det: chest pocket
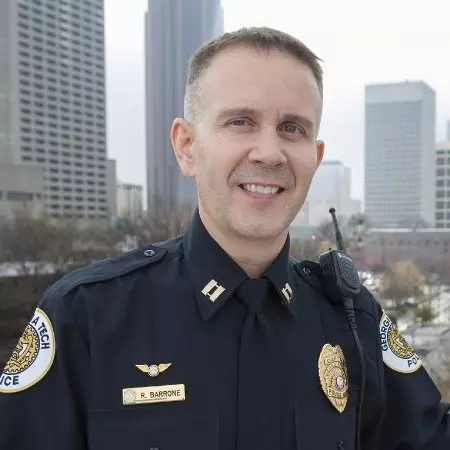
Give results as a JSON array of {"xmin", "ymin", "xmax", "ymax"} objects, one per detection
[
  {"xmin": 295, "ymin": 386, "xmax": 359, "ymax": 450},
  {"xmin": 88, "ymin": 405, "xmax": 219, "ymax": 450}
]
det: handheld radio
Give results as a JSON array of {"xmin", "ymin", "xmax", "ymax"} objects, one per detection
[{"xmin": 319, "ymin": 208, "xmax": 366, "ymax": 450}]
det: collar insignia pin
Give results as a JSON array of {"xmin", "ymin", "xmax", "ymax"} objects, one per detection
[
  {"xmin": 201, "ymin": 279, "xmax": 225, "ymax": 302},
  {"xmin": 281, "ymin": 282, "xmax": 293, "ymax": 303}
]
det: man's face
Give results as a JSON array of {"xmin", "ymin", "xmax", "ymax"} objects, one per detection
[{"xmin": 173, "ymin": 47, "xmax": 324, "ymax": 242}]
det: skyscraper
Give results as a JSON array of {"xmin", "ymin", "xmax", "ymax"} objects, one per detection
[
  {"xmin": 117, "ymin": 182, "xmax": 144, "ymax": 220},
  {"xmin": 0, "ymin": 0, "xmax": 108, "ymax": 224},
  {"xmin": 435, "ymin": 141, "xmax": 450, "ymax": 228},
  {"xmin": 292, "ymin": 160, "xmax": 360, "ymax": 227},
  {"xmin": 365, "ymin": 82, "xmax": 436, "ymax": 228},
  {"xmin": 446, "ymin": 120, "xmax": 450, "ymax": 140},
  {"xmin": 145, "ymin": 0, "xmax": 223, "ymax": 215}
]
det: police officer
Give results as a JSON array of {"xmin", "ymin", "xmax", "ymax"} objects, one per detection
[{"xmin": 0, "ymin": 27, "xmax": 449, "ymax": 450}]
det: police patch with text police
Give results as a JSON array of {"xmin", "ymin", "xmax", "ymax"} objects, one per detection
[{"xmin": 379, "ymin": 312, "xmax": 421, "ymax": 374}]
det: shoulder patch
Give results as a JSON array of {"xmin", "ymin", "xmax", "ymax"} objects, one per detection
[
  {"xmin": 379, "ymin": 312, "xmax": 422, "ymax": 373},
  {"xmin": 0, "ymin": 308, "xmax": 56, "ymax": 393}
]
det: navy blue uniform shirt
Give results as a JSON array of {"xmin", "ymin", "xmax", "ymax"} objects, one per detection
[{"xmin": 1, "ymin": 212, "xmax": 449, "ymax": 449}]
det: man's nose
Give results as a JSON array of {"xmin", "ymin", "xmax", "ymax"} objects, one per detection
[{"xmin": 247, "ymin": 129, "xmax": 287, "ymax": 166}]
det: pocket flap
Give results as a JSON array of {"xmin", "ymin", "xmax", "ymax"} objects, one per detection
[{"xmin": 88, "ymin": 405, "xmax": 219, "ymax": 450}]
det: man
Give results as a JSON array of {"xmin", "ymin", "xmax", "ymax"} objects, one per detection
[{"xmin": 0, "ymin": 27, "xmax": 448, "ymax": 450}]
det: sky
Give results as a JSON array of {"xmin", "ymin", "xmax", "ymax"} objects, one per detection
[{"xmin": 105, "ymin": 0, "xmax": 450, "ymax": 202}]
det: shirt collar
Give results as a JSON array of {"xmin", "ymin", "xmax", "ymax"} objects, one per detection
[
  {"xmin": 263, "ymin": 234, "xmax": 299, "ymax": 321},
  {"xmin": 183, "ymin": 210, "xmax": 298, "ymax": 321}
]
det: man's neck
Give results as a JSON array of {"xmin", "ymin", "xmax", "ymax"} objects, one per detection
[{"xmin": 199, "ymin": 211, "xmax": 288, "ymax": 278}]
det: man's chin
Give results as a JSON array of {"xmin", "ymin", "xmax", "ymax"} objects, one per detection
[{"xmin": 230, "ymin": 218, "xmax": 289, "ymax": 241}]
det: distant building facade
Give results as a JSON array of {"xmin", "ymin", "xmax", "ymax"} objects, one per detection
[
  {"xmin": 365, "ymin": 82, "xmax": 436, "ymax": 228},
  {"xmin": 106, "ymin": 159, "xmax": 117, "ymax": 221},
  {"xmin": 117, "ymin": 183, "xmax": 143, "ymax": 220},
  {"xmin": 436, "ymin": 141, "xmax": 450, "ymax": 229},
  {"xmin": 0, "ymin": 163, "xmax": 44, "ymax": 220},
  {"xmin": 362, "ymin": 229, "xmax": 450, "ymax": 274},
  {"xmin": 0, "ymin": 0, "xmax": 108, "ymax": 224},
  {"xmin": 293, "ymin": 160, "xmax": 361, "ymax": 226},
  {"xmin": 145, "ymin": 0, "xmax": 223, "ymax": 215}
]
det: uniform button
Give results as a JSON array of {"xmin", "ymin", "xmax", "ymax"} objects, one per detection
[
  {"xmin": 144, "ymin": 249, "xmax": 155, "ymax": 257},
  {"xmin": 337, "ymin": 441, "xmax": 345, "ymax": 450}
]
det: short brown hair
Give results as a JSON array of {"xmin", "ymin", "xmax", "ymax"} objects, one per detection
[{"xmin": 184, "ymin": 27, "xmax": 323, "ymax": 122}]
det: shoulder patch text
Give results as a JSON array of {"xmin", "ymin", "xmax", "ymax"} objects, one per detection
[
  {"xmin": 0, "ymin": 308, "xmax": 56, "ymax": 393},
  {"xmin": 380, "ymin": 312, "xmax": 421, "ymax": 374}
]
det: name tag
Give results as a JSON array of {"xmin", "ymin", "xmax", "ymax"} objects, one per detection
[{"xmin": 122, "ymin": 384, "xmax": 186, "ymax": 405}]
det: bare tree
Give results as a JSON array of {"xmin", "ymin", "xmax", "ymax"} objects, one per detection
[
  {"xmin": 114, "ymin": 202, "xmax": 194, "ymax": 250},
  {"xmin": 440, "ymin": 364, "xmax": 450, "ymax": 402},
  {"xmin": 379, "ymin": 259, "xmax": 430, "ymax": 323},
  {"xmin": 435, "ymin": 259, "xmax": 450, "ymax": 285},
  {"xmin": 316, "ymin": 213, "xmax": 370, "ymax": 248},
  {"xmin": 0, "ymin": 215, "xmax": 54, "ymax": 276},
  {"xmin": 0, "ymin": 214, "xmax": 125, "ymax": 274},
  {"xmin": 316, "ymin": 219, "xmax": 336, "ymax": 243},
  {"xmin": 423, "ymin": 330, "xmax": 450, "ymax": 402},
  {"xmin": 380, "ymin": 260, "xmax": 425, "ymax": 301}
]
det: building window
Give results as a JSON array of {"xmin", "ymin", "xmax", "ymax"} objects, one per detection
[{"xmin": 7, "ymin": 191, "xmax": 34, "ymax": 202}]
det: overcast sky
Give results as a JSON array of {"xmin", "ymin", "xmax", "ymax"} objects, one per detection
[{"xmin": 105, "ymin": 0, "xmax": 450, "ymax": 202}]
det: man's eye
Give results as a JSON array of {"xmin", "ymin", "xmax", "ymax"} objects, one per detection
[
  {"xmin": 229, "ymin": 118, "xmax": 251, "ymax": 126},
  {"xmin": 280, "ymin": 123, "xmax": 303, "ymax": 135}
]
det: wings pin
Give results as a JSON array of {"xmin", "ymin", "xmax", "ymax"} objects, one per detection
[{"xmin": 136, "ymin": 363, "xmax": 172, "ymax": 378}]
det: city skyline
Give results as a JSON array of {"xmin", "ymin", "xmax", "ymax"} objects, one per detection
[{"xmin": 105, "ymin": 0, "xmax": 450, "ymax": 207}]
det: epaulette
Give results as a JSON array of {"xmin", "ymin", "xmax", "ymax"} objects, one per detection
[
  {"xmin": 290, "ymin": 256, "xmax": 327, "ymax": 294},
  {"xmin": 354, "ymin": 285, "xmax": 379, "ymax": 318},
  {"xmin": 290, "ymin": 256, "xmax": 378, "ymax": 318},
  {"xmin": 42, "ymin": 245, "xmax": 167, "ymax": 302}
]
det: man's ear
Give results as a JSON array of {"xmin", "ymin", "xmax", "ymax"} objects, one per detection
[
  {"xmin": 171, "ymin": 118, "xmax": 196, "ymax": 177},
  {"xmin": 315, "ymin": 139, "xmax": 325, "ymax": 168}
]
